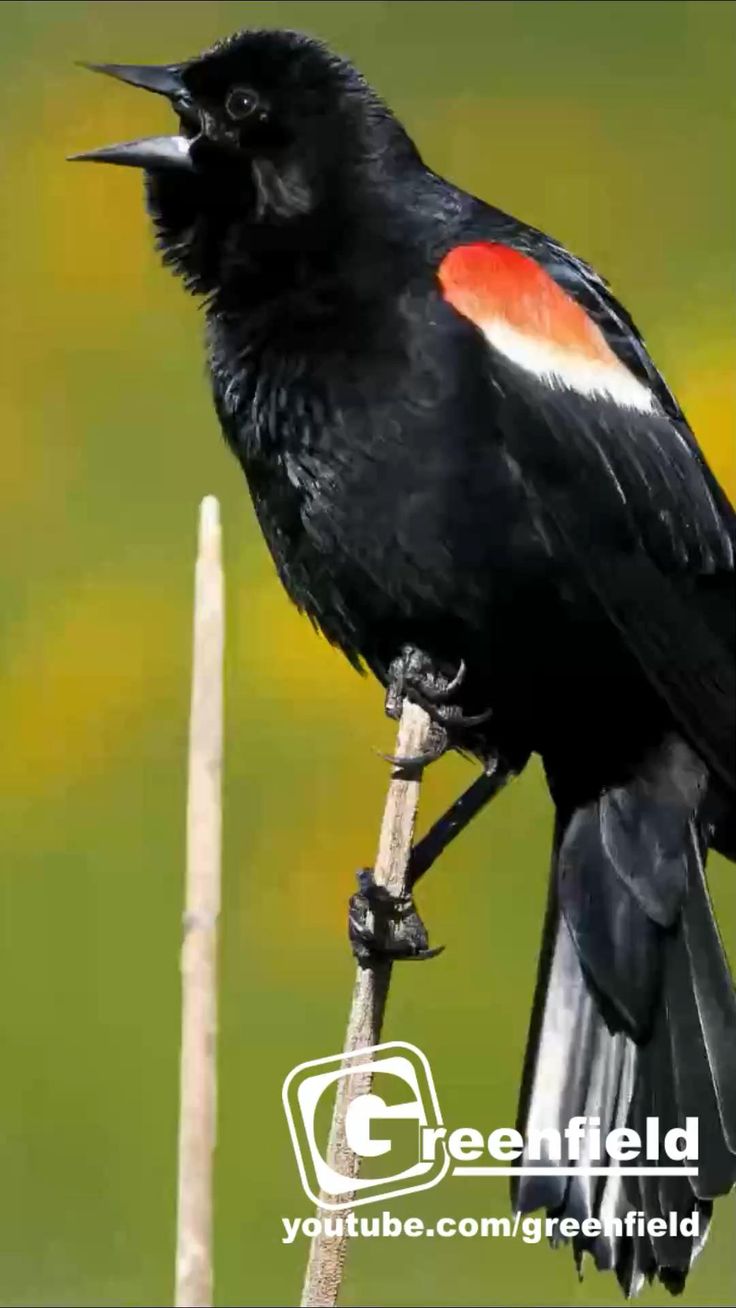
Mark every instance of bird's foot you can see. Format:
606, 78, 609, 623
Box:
384, 645, 493, 751
348, 868, 444, 965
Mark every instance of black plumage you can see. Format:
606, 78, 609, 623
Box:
75, 29, 736, 1295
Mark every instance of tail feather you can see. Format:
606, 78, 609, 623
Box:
680, 831, 736, 1153
513, 806, 735, 1297
666, 914, 735, 1198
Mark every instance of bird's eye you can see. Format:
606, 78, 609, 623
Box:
225, 87, 262, 122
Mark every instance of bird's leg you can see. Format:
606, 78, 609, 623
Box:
408, 758, 515, 887
348, 755, 517, 965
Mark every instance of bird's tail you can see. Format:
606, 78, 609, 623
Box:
513, 807, 736, 1296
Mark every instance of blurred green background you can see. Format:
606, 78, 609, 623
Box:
1, 2, 734, 1304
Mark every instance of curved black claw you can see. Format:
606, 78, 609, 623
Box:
447, 705, 494, 729
407, 691, 494, 732
348, 868, 444, 965
378, 740, 448, 771
413, 658, 467, 705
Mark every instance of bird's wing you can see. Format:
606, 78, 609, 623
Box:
437, 239, 736, 789
526, 235, 685, 421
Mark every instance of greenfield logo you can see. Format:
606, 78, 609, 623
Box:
282, 1042, 449, 1210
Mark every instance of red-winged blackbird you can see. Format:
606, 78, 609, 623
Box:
73, 29, 735, 1296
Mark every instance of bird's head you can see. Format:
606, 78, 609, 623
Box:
72, 29, 419, 296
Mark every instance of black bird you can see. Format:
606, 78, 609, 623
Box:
73, 29, 736, 1296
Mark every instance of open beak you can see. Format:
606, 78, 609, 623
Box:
70, 134, 193, 171
69, 61, 195, 171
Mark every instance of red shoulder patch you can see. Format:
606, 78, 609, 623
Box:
439, 242, 615, 364
437, 242, 654, 412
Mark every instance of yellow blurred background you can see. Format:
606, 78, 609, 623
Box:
0, 2, 734, 1305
